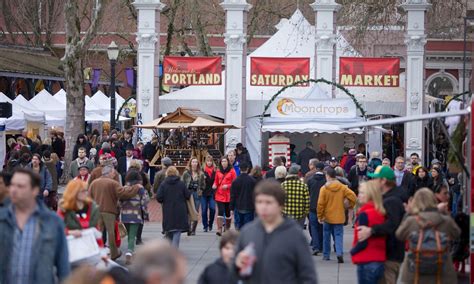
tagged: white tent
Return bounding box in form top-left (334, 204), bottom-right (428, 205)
top-left (0, 93), bottom-right (44, 130)
top-left (14, 95), bottom-right (63, 127)
top-left (29, 89), bottom-right (65, 117)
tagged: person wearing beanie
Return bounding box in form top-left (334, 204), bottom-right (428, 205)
top-left (344, 149), bottom-right (357, 174)
top-left (98, 141), bottom-right (116, 157)
top-left (281, 165), bottom-right (310, 228)
top-left (153, 157), bottom-right (173, 194)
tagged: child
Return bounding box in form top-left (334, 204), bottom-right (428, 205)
top-left (198, 230), bottom-right (239, 284)
top-left (351, 180), bottom-right (386, 284)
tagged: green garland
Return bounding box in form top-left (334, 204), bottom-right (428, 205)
top-left (260, 78), bottom-right (367, 122)
top-left (115, 95), bottom-right (136, 122)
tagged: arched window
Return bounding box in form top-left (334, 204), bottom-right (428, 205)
top-left (426, 72), bottom-right (458, 99)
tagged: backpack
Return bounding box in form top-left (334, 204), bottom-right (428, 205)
top-left (407, 215), bottom-right (449, 284)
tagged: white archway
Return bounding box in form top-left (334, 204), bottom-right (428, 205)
top-left (425, 70), bottom-right (459, 97)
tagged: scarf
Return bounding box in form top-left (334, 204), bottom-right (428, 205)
top-left (76, 157), bottom-right (89, 167)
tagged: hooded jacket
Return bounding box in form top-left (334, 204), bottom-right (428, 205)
top-left (232, 218), bottom-right (317, 284)
top-left (317, 180), bottom-right (357, 224)
top-left (307, 172), bottom-right (326, 212)
top-left (396, 210), bottom-right (461, 283)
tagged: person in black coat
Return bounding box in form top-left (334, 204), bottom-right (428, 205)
top-left (264, 156), bottom-right (283, 179)
top-left (306, 162), bottom-right (326, 254)
top-left (156, 167), bottom-right (191, 248)
top-left (235, 143), bottom-right (253, 169)
top-left (296, 141), bottom-right (317, 175)
top-left (117, 144), bottom-right (135, 184)
top-left (409, 167), bottom-right (433, 197)
top-left (230, 162), bottom-right (256, 230)
top-left (198, 230), bottom-right (239, 284)
top-left (143, 137), bottom-right (158, 184)
top-left (72, 134), bottom-right (91, 160)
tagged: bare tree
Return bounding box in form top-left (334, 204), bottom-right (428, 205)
top-left (0, 0), bottom-right (63, 55)
top-left (61, 0), bottom-right (106, 177)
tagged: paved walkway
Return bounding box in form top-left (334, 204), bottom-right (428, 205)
top-left (120, 200), bottom-right (357, 283)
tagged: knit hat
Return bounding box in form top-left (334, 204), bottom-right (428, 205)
top-left (368, 165), bottom-right (395, 181)
top-left (162, 157), bottom-right (172, 167)
top-left (288, 164), bottom-right (300, 175)
top-left (315, 162), bottom-right (325, 170)
top-left (90, 148), bottom-right (97, 156)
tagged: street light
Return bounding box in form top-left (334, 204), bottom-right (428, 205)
top-left (107, 41), bottom-right (119, 130)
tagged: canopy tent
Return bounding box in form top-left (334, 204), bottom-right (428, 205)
top-left (13, 95), bottom-right (63, 126)
top-left (29, 89), bottom-right (64, 116)
top-left (261, 117), bottom-right (364, 134)
top-left (53, 89), bottom-right (131, 122)
top-left (0, 92), bottom-right (45, 130)
top-left (136, 108), bottom-right (240, 130)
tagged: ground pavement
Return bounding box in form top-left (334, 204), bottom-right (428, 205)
top-left (116, 200), bottom-right (357, 283)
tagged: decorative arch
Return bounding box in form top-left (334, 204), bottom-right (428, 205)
top-left (260, 78), bottom-right (367, 121)
top-left (425, 70), bottom-right (459, 96)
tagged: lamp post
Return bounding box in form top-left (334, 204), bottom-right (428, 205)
top-left (107, 41), bottom-right (119, 130)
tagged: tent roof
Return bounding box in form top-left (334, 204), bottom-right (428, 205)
top-left (136, 108), bottom-right (239, 129)
top-left (261, 117), bottom-right (364, 134)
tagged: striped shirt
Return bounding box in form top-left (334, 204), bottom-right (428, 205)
top-left (8, 205), bottom-right (39, 284)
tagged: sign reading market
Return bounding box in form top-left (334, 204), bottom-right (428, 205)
top-left (271, 98), bottom-right (356, 119)
top-left (339, 57), bottom-right (400, 87)
top-left (163, 56), bottom-right (222, 86)
top-left (250, 57), bottom-right (310, 87)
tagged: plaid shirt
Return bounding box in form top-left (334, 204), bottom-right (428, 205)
top-left (282, 177), bottom-right (310, 219)
top-left (8, 205), bottom-right (39, 284)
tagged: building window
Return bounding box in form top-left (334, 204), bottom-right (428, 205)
top-left (428, 76), bottom-right (454, 99)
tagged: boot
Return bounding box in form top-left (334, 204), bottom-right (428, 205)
top-left (190, 221), bottom-right (198, 236)
top-left (216, 217), bottom-right (224, 236)
top-left (225, 218), bottom-right (232, 231)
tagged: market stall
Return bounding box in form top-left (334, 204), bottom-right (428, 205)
top-left (135, 107), bottom-right (240, 171)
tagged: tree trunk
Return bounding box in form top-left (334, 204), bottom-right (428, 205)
top-left (62, 55), bottom-right (85, 180)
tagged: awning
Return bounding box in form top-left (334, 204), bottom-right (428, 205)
top-left (261, 117), bottom-right (364, 134)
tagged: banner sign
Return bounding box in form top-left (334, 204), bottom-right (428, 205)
top-left (339, 57), bottom-right (400, 87)
top-left (250, 57), bottom-right (310, 87)
top-left (271, 98), bottom-right (356, 119)
top-left (163, 56), bottom-right (222, 85)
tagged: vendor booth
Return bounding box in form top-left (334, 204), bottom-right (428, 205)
top-left (135, 107), bottom-right (239, 172)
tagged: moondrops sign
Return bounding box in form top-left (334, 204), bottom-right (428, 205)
top-left (271, 98), bottom-right (357, 119)
top-left (250, 57), bottom-right (310, 87)
top-left (339, 57), bottom-right (400, 87)
top-left (163, 56), bottom-right (222, 86)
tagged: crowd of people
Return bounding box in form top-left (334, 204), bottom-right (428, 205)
top-left (0, 131), bottom-right (469, 284)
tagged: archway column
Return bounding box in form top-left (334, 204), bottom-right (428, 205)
top-left (401, 0), bottom-right (431, 161)
top-left (133, 0), bottom-right (164, 141)
top-left (311, 0), bottom-right (340, 97)
top-left (221, 0), bottom-right (251, 152)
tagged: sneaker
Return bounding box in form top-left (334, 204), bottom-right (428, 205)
top-left (337, 256), bottom-right (344, 263)
top-left (136, 239), bottom-right (143, 245)
top-left (125, 252), bottom-right (133, 265)
top-left (323, 256), bottom-right (330, 261)
top-left (209, 226), bottom-right (213, 231)
top-left (203, 228), bottom-right (208, 232)
top-left (312, 250), bottom-right (320, 256)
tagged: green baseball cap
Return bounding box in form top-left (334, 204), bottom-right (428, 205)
top-left (368, 165), bottom-right (395, 181)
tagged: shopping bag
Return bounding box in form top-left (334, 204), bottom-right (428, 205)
top-left (186, 194), bottom-right (199, 222)
top-left (67, 228), bottom-right (101, 264)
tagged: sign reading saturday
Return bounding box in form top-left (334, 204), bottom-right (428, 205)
top-left (250, 57), bottom-right (310, 87)
top-left (339, 57), bottom-right (400, 87)
top-left (163, 56), bottom-right (222, 86)
top-left (271, 98), bottom-right (357, 119)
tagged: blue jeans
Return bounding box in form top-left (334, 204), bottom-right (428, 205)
top-left (357, 262), bottom-right (385, 284)
top-left (309, 212), bottom-right (322, 252)
top-left (192, 191), bottom-right (201, 212)
top-left (323, 223), bottom-right (343, 258)
top-left (166, 231), bottom-right (181, 248)
top-left (201, 196), bottom-right (216, 230)
top-left (235, 211), bottom-right (254, 230)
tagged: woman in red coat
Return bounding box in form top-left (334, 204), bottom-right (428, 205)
top-left (213, 156), bottom-right (237, 236)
